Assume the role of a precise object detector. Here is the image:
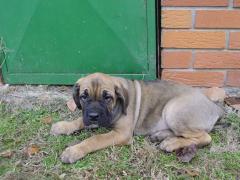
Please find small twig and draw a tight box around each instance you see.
[0,37,12,68]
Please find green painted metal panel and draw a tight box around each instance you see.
[0,0,156,84]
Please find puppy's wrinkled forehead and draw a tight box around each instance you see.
[78,74,115,99]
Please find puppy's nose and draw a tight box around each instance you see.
[88,112,99,121]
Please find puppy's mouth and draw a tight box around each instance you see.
[84,124,99,129]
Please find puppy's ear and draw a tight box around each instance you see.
[73,83,81,109]
[115,85,129,115]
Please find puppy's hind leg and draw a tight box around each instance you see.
[149,129,174,143]
[158,93,217,152]
[158,131,212,152]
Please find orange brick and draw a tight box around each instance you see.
[161,51,192,68]
[229,32,240,49]
[196,10,240,28]
[162,0,228,7]
[234,0,240,7]
[162,31,225,49]
[162,70,225,87]
[194,52,240,68]
[162,10,192,29]
[226,71,240,86]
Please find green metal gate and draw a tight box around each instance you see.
[0,0,156,84]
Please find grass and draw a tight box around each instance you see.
[0,103,240,179]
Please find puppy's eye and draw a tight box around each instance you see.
[80,94,88,101]
[104,95,112,103]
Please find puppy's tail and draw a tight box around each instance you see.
[203,87,226,103]
[203,87,226,119]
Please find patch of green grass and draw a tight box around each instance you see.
[0,103,240,179]
[227,113,240,136]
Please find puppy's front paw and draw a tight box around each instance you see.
[61,146,85,164]
[50,121,71,136]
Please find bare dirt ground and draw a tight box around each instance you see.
[0,84,238,106]
[0,85,80,120]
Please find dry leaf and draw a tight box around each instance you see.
[204,87,226,102]
[25,144,40,156]
[176,168,200,177]
[67,99,77,112]
[0,149,13,158]
[14,160,22,167]
[122,170,128,176]
[168,165,199,177]
[232,104,240,110]
[184,168,200,177]
[59,173,66,179]
[225,97,240,111]
[15,139,21,144]
[176,144,197,163]
[42,116,52,124]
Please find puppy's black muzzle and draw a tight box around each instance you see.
[88,112,99,122]
[83,101,112,128]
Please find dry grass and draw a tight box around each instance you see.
[0,86,240,179]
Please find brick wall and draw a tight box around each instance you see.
[160,0,240,87]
